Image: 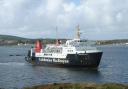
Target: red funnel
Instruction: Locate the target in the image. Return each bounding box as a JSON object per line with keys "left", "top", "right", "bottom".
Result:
{"left": 35, "top": 40, "right": 43, "bottom": 53}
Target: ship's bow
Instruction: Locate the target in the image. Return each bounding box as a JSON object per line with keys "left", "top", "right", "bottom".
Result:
{"left": 66, "top": 50, "right": 103, "bottom": 68}
{"left": 87, "top": 51, "right": 103, "bottom": 67}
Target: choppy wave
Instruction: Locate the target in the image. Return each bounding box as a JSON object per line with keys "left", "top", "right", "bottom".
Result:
{"left": 0, "top": 62, "right": 26, "bottom": 66}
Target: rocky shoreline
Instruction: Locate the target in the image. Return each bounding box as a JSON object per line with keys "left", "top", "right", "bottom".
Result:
{"left": 24, "top": 83, "right": 128, "bottom": 89}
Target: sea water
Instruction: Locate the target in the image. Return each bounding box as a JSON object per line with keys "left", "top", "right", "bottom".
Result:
{"left": 0, "top": 45, "right": 128, "bottom": 89}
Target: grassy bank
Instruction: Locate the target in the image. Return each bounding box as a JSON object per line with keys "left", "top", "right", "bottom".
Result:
{"left": 24, "top": 83, "right": 128, "bottom": 89}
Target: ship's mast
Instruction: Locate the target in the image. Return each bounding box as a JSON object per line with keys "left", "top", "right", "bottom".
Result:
{"left": 76, "top": 25, "right": 80, "bottom": 39}
{"left": 56, "top": 26, "right": 58, "bottom": 43}
{"left": 56, "top": 26, "right": 60, "bottom": 45}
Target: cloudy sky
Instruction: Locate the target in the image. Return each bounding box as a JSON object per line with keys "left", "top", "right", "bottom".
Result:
{"left": 0, "top": 0, "right": 128, "bottom": 40}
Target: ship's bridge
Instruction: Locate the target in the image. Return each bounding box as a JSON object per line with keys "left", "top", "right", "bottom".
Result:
{"left": 65, "top": 39, "right": 97, "bottom": 51}
{"left": 66, "top": 39, "right": 95, "bottom": 46}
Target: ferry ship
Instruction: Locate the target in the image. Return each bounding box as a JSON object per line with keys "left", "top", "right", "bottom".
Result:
{"left": 25, "top": 26, "right": 103, "bottom": 68}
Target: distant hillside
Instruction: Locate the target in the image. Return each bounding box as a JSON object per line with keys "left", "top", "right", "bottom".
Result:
{"left": 0, "top": 35, "right": 28, "bottom": 40}
{"left": 97, "top": 39, "right": 128, "bottom": 45}
{"left": 0, "top": 35, "right": 67, "bottom": 45}
{"left": 0, "top": 34, "right": 128, "bottom": 45}
{"left": 0, "top": 35, "right": 31, "bottom": 45}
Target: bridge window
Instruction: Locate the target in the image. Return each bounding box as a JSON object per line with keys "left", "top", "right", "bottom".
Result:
{"left": 68, "top": 50, "right": 73, "bottom": 52}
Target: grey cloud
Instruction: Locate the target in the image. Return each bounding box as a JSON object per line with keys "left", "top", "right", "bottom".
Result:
{"left": 0, "top": 0, "right": 128, "bottom": 40}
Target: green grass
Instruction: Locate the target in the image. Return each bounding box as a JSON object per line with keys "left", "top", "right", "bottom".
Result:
{"left": 24, "top": 83, "right": 128, "bottom": 89}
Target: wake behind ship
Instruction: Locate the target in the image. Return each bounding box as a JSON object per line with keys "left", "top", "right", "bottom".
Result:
{"left": 25, "top": 26, "right": 103, "bottom": 68}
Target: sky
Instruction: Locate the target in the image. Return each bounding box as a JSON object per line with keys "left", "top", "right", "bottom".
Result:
{"left": 0, "top": 0, "right": 128, "bottom": 40}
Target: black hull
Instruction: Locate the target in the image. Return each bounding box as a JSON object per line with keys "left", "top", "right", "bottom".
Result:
{"left": 25, "top": 52, "right": 102, "bottom": 68}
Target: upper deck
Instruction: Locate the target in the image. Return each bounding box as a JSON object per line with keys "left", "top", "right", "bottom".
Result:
{"left": 43, "top": 25, "right": 98, "bottom": 53}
